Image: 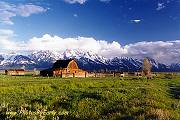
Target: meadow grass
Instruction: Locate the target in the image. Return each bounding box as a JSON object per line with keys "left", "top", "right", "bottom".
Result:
{"left": 0, "top": 74, "right": 179, "bottom": 119}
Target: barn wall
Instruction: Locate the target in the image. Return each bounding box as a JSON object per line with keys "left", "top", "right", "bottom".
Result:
{"left": 53, "top": 69, "right": 88, "bottom": 78}
{"left": 17, "top": 72, "right": 25, "bottom": 76}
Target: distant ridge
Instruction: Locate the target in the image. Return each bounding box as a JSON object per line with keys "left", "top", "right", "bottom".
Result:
{"left": 0, "top": 50, "right": 179, "bottom": 72}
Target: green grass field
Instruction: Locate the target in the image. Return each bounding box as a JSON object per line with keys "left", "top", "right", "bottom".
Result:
{"left": 0, "top": 74, "right": 180, "bottom": 120}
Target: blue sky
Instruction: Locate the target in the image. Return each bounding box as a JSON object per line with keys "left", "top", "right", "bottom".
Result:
{"left": 0, "top": 0, "right": 180, "bottom": 64}
{"left": 1, "top": 0, "right": 180, "bottom": 44}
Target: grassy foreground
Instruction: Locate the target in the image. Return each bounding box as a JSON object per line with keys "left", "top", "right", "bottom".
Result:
{"left": 0, "top": 75, "right": 180, "bottom": 120}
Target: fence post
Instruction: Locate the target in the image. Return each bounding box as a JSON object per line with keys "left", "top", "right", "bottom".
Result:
{"left": 60, "top": 71, "right": 62, "bottom": 78}
{"left": 113, "top": 72, "right": 115, "bottom": 77}
{"left": 47, "top": 74, "right": 49, "bottom": 79}
{"left": 85, "top": 72, "right": 87, "bottom": 78}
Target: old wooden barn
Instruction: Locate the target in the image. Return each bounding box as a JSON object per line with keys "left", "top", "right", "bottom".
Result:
{"left": 5, "top": 69, "right": 25, "bottom": 76}
{"left": 40, "top": 59, "right": 88, "bottom": 77}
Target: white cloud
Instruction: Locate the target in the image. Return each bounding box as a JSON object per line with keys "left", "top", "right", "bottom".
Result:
{"left": 26, "top": 35, "right": 180, "bottom": 64}
{"left": 64, "top": 0, "right": 87, "bottom": 4}
{"left": 0, "top": 29, "right": 14, "bottom": 36}
{"left": 130, "top": 19, "right": 142, "bottom": 23}
{"left": 0, "top": 2, "right": 47, "bottom": 25}
{"left": 64, "top": 0, "right": 111, "bottom": 4}
{"left": 73, "top": 13, "right": 78, "bottom": 17}
{"left": 16, "top": 4, "right": 47, "bottom": 17}
{"left": 0, "top": 29, "right": 19, "bottom": 50}
{"left": 99, "top": 0, "right": 111, "bottom": 3}
{"left": 156, "top": 2, "right": 166, "bottom": 11}
{"left": 0, "top": 10, "right": 16, "bottom": 25}
{"left": 125, "top": 41, "right": 180, "bottom": 64}
{"left": 0, "top": 31, "right": 179, "bottom": 64}
{"left": 26, "top": 34, "right": 127, "bottom": 57}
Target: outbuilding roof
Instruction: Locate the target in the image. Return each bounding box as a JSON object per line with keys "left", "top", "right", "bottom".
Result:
{"left": 6, "top": 69, "right": 25, "bottom": 71}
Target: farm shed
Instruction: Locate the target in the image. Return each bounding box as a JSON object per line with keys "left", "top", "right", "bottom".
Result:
{"left": 5, "top": 69, "right": 25, "bottom": 76}
{"left": 40, "top": 59, "right": 88, "bottom": 77}
{"left": 126, "top": 72, "right": 142, "bottom": 77}
{"left": 40, "top": 69, "right": 53, "bottom": 77}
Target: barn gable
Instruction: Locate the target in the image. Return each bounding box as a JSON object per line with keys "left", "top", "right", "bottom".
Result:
{"left": 67, "top": 60, "right": 79, "bottom": 69}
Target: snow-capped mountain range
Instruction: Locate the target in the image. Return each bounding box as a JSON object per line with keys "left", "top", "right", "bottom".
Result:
{"left": 0, "top": 49, "right": 179, "bottom": 72}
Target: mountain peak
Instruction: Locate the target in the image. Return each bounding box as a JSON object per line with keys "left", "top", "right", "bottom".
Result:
{"left": 0, "top": 50, "right": 179, "bottom": 72}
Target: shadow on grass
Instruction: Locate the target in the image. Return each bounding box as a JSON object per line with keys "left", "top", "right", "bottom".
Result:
{"left": 52, "top": 97, "right": 71, "bottom": 110}
{"left": 169, "top": 85, "right": 180, "bottom": 99}
{"left": 30, "top": 98, "right": 46, "bottom": 105}
{"left": 80, "top": 92, "right": 103, "bottom": 100}
{"left": 0, "top": 111, "right": 7, "bottom": 120}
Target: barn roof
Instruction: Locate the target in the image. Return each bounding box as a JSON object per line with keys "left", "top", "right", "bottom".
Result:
{"left": 52, "top": 59, "right": 73, "bottom": 69}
